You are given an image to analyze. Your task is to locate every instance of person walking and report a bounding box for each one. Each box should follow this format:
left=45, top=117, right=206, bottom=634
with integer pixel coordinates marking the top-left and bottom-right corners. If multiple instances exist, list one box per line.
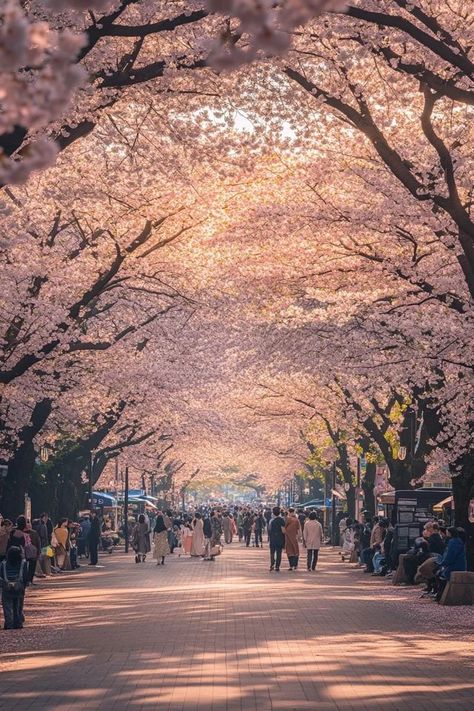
left=88, top=511, right=101, bottom=566
left=203, top=514, right=213, bottom=560
left=77, top=516, right=90, bottom=558
left=206, top=510, right=223, bottom=561
left=53, top=519, right=70, bottom=570
left=25, top=521, right=40, bottom=583
left=1, top=546, right=29, bottom=629
left=242, top=510, right=254, bottom=547
left=210, top=510, right=223, bottom=547
left=153, top=515, right=170, bottom=566
left=303, top=512, right=324, bottom=571
left=268, top=507, right=285, bottom=572
left=132, top=514, right=151, bottom=563
left=190, top=513, right=205, bottom=557
left=263, top=508, right=272, bottom=541
left=254, top=511, right=266, bottom=548
left=284, top=508, right=300, bottom=571
left=40, top=513, right=53, bottom=545
left=222, top=512, right=233, bottom=544
left=68, top=523, right=81, bottom=570
left=237, top=508, right=245, bottom=543
left=179, top=521, right=193, bottom=556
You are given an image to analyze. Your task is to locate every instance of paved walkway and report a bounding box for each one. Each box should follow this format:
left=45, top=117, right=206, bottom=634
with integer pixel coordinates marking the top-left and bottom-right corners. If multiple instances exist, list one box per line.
left=1, top=544, right=473, bottom=710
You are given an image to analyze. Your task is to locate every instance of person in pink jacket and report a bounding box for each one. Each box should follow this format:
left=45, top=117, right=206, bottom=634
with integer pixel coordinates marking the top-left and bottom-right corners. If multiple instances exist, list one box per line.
left=303, top=512, right=324, bottom=571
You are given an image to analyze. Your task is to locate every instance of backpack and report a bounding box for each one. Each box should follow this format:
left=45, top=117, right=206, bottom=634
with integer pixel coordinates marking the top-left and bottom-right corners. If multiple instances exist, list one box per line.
left=24, top=532, right=38, bottom=561
left=1, top=560, right=27, bottom=596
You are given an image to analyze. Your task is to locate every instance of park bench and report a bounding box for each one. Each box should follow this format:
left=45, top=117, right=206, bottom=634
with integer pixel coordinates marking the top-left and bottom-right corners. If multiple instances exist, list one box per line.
left=349, top=548, right=358, bottom=564
left=439, top=571, right=474, bottom=606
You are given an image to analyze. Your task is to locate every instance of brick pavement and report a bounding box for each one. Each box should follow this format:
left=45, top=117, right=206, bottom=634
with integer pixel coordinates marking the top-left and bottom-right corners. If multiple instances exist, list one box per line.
left=0, top=544, right=473, bottom=711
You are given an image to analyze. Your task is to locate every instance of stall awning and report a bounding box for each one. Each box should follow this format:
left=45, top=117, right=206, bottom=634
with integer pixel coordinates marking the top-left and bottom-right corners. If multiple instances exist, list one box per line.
left=92, top=491, right=117, bottom=506
left=136, top=497, right=159, bottom=510
left=433, top=495, right=453, bottom=511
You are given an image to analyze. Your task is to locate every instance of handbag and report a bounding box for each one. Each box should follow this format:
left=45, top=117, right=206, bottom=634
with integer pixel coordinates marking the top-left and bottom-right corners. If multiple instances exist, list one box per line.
left=24, top=532, right=38, bottom=560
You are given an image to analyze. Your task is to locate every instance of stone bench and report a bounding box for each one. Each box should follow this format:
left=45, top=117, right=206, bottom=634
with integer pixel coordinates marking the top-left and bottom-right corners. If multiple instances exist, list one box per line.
left=392, top=553, right=410, bottom=585
left=439, top=571, right=474, bottom=606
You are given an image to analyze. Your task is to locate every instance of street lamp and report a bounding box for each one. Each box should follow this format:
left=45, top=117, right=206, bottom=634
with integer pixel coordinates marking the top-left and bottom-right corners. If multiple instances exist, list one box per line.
left=331, top=462, right=337, bottom=545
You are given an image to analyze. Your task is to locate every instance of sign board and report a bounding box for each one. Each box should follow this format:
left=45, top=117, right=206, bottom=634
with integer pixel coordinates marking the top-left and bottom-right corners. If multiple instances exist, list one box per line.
left=374, top=465, right=393, bottom=495
left=0, top=465, right=8, bottom=479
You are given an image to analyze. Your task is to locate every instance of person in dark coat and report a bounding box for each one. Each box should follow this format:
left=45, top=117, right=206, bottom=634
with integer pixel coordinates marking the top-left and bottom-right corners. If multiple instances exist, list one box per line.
left=25, top=521, right=40, bottom=584
left=132, top=514, right=151, bottom=563
left=36, top=515, right=50, bottom=549
left=88, top=511, right=101, bottom=566
left=254, top=512, right=266, bottom=548
left=41, top=514, right=53, bottom=544
left=7, top=516, right=27, bottom=554
left=426, top=523, right=445, bottom=555
left=1, top=546, right=29, bottom=629
left=242, top=510, right=254, bottom=547
left=403, top=538, right=431, bottom=584
left=435, top=527, right=467, bottom=601
left=268, top=507, right=285, bottom=572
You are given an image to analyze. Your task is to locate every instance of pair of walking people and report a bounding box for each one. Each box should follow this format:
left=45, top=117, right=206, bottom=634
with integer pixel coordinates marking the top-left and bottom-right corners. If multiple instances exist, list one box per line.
left=131, top=514, right=170, bottom=565
left=268, top=508, right=323, bottom=572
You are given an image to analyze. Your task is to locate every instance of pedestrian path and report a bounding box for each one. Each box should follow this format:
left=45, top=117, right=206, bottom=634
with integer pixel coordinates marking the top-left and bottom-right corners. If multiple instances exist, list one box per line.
left=1, top=545, right=473, bottom=710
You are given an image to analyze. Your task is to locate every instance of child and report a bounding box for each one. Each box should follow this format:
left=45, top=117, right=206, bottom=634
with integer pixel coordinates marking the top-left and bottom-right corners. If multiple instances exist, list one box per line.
left=1, top=546, right=29, bottom=629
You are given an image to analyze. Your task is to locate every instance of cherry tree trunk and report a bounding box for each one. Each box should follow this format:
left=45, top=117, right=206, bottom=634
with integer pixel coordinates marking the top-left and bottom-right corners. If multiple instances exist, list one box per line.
left=386, top=458, right=413, bottom=491
left=362, top=462, right=376, bottom=516
left=0, top=399, right=52, bottom=520
left=452, top=454, right=474, bottom=572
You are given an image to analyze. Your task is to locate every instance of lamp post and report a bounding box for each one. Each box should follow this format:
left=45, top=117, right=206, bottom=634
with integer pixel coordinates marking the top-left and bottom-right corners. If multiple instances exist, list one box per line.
left=88, top=451, right=94, bottom=510
left=124, top=466, right=129, bottom=553
left=356, top=456, right=361, bottom=522
left=331, top=462, right=337, bottom=545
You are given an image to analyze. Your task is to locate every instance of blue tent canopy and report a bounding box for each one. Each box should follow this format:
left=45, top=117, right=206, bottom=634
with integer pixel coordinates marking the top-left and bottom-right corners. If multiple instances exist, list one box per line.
left=92, top=491, right=117, bottom=507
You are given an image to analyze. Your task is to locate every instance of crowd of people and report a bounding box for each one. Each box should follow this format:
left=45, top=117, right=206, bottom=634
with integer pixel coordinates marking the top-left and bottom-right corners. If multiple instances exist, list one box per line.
left=1, top=502, right=468, bottom=630
left=129, top=505, right=324, bottom=572
left=338, top=513, right=468, bottom=602
left=0, top=511, right=114, bottom=629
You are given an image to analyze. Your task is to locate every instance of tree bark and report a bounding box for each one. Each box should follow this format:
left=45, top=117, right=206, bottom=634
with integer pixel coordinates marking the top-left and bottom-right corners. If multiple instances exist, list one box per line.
left=362, top=462, right=376, bottom=515
left=452, top=453, right=474, bottom=571
left=0, top=399, right=52, bottom=519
